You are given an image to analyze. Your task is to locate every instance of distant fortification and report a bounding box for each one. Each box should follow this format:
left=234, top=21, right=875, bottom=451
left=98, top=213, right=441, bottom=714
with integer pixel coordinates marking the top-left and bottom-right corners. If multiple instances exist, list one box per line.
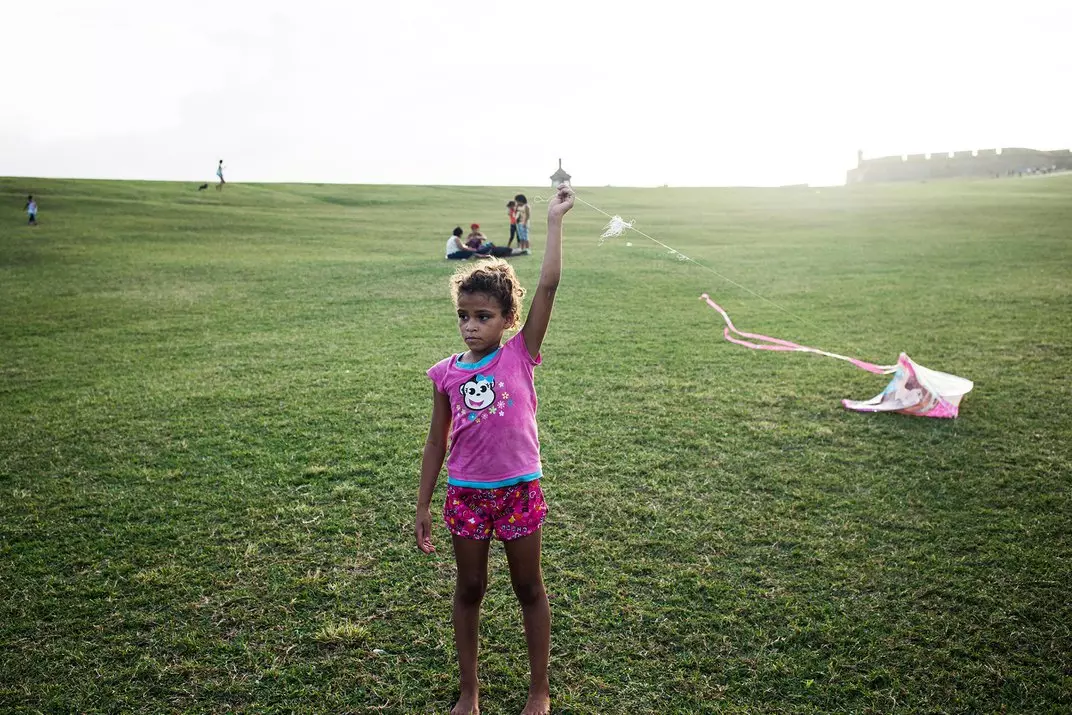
left=847, top=148, right=1072, bottom=184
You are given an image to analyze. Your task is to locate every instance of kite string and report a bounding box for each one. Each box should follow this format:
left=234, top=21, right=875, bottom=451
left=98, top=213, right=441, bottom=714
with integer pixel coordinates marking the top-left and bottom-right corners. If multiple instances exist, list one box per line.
left=569, top=194, right=852, bottom=345
left=546, top=191, right=886, bottom=365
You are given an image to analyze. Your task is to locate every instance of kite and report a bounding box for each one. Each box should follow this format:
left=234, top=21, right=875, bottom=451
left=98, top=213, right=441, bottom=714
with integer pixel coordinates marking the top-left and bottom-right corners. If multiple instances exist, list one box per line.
left=701, top=294, right=973, bottom=418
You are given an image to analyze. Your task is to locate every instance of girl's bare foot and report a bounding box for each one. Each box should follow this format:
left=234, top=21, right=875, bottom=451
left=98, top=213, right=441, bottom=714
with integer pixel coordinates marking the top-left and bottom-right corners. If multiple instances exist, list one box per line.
left=451, top=690, right=479, bottom=715
left=520, top=689, right=550, bottom=715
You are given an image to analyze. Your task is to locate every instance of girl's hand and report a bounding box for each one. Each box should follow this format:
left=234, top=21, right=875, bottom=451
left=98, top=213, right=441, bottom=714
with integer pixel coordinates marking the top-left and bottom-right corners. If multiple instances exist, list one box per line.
left=415, top=507, right=436, bottom=554
left=547, top=182, right=574, bottom=220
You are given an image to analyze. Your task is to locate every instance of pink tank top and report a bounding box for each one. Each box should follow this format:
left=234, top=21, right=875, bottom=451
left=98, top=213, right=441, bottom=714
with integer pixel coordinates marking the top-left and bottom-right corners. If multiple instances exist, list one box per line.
left=427, top=332, right=542, bottom=488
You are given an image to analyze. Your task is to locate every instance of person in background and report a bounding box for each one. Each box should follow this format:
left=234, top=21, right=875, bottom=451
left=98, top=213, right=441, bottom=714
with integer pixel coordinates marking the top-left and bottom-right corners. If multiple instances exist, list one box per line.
left=466, top=223, right=488, bottom=250
left=514, top=194, right=531, bottom=251
left=447, top=227, right=490, bottom=260
left=506, top=200, right=518, bottom=247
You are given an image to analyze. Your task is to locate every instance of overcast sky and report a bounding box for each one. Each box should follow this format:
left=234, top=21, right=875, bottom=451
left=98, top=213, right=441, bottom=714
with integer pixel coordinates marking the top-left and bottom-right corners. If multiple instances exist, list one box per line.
left=2, top=0, right=1069, bottom=187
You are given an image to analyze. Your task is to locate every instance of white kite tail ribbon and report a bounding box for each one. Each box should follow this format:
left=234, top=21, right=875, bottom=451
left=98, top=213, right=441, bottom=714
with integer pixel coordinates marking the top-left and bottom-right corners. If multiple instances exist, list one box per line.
left=700, top=293, right=897, bottom=375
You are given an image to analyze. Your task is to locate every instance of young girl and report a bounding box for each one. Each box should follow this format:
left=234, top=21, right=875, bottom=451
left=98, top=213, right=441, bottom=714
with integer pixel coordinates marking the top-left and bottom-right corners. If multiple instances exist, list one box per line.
left=417, top=184, right=573, bottom=715
left=514, top=194, right=531, bottom=252
left=506, top=200, right=518, bottom=247
left=465, top=223, right=488, bottom=250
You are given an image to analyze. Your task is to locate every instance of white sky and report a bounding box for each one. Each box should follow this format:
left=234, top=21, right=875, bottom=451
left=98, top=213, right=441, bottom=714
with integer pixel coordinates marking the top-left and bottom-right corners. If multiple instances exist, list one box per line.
left=2, top=0, right=1069, bottom=187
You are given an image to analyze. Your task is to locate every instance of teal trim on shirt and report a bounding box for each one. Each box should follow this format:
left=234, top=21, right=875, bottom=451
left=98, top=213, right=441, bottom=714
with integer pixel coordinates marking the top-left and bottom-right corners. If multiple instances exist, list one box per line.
left=455, top=348, right=500, bottom=370
left=447, top=471, right=542, bottom=489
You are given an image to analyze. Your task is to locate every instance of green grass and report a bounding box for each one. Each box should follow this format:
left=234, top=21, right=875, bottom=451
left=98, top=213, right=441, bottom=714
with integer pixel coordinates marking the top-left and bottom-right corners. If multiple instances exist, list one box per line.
left=1, top=175, right=1070, bottom=713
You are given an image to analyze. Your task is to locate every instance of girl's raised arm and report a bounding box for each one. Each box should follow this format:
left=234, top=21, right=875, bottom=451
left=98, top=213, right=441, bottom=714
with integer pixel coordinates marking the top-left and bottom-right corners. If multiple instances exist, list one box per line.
left=521, top=184, right=574, bottom=360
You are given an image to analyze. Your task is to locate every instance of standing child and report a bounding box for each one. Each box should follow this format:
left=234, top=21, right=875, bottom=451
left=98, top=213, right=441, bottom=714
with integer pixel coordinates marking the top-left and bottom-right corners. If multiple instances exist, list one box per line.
left=506, top=200, right=518, bottom=247
left=514, top=194, right=531, bottom=251
left=216, top=160, right=225, bottom=190
left=416, top=184, right=574, bottom=715
left=25, top=195, right=38, bottom=226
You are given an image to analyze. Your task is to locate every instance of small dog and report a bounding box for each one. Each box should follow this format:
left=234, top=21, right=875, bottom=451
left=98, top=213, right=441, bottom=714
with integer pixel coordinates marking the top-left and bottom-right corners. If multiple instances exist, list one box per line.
left=197, top=183, right=209, bottom=191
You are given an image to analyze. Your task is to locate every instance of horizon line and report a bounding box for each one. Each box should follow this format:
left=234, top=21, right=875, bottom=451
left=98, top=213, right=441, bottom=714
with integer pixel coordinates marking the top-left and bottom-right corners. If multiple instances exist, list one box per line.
left=0, top=175, right=847, bottom=190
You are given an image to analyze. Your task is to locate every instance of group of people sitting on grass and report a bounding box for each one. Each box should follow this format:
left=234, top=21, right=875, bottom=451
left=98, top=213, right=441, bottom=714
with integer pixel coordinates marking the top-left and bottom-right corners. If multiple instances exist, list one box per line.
left=444, top=194, right=532, bottom=260
left=445, top=224, right=530, bottom=260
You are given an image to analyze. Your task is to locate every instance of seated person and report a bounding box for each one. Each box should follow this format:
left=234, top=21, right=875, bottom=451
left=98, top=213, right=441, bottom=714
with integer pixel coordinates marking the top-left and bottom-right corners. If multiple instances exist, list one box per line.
left=445, top=225, right=529, bottom=260
left=487, top=244, right=529, bottom=257
left=446, top=226, right=491, bottom=260
left=466, top=223, right=489, bottom=250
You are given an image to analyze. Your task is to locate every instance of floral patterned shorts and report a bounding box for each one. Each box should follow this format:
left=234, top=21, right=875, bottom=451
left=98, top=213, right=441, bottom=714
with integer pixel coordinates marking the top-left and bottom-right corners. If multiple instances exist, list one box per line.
left=443, top=479, right=548, bottom=541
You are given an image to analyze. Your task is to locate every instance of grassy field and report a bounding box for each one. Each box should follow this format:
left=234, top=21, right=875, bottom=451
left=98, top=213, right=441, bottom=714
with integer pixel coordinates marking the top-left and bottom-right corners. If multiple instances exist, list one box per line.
left=1, top=175, right=1069, bottom=713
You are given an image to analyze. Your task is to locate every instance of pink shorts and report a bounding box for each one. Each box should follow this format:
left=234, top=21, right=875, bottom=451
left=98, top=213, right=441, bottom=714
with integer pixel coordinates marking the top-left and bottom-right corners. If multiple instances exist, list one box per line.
left=444, top=479, right=548, bottom=541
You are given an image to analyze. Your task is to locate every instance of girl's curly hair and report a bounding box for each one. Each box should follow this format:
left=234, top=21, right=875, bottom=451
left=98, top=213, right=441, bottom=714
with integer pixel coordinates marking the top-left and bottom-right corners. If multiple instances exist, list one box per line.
left=450, top=259, right=526, bottom=328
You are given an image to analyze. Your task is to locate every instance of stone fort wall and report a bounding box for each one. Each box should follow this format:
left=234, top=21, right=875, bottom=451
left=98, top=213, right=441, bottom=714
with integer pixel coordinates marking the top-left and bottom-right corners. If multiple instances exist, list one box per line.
left=847, top=148, right=1072, bottom=183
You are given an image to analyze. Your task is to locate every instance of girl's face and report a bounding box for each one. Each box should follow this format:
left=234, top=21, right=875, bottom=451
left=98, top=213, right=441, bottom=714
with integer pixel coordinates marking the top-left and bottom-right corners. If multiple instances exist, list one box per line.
left=456, top=291, right=510, bottom=358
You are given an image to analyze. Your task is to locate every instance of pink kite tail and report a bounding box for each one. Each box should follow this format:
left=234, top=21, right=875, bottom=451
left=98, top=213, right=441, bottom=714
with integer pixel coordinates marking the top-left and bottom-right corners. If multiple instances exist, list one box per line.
left=700, top=294, right=895, bottom=375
